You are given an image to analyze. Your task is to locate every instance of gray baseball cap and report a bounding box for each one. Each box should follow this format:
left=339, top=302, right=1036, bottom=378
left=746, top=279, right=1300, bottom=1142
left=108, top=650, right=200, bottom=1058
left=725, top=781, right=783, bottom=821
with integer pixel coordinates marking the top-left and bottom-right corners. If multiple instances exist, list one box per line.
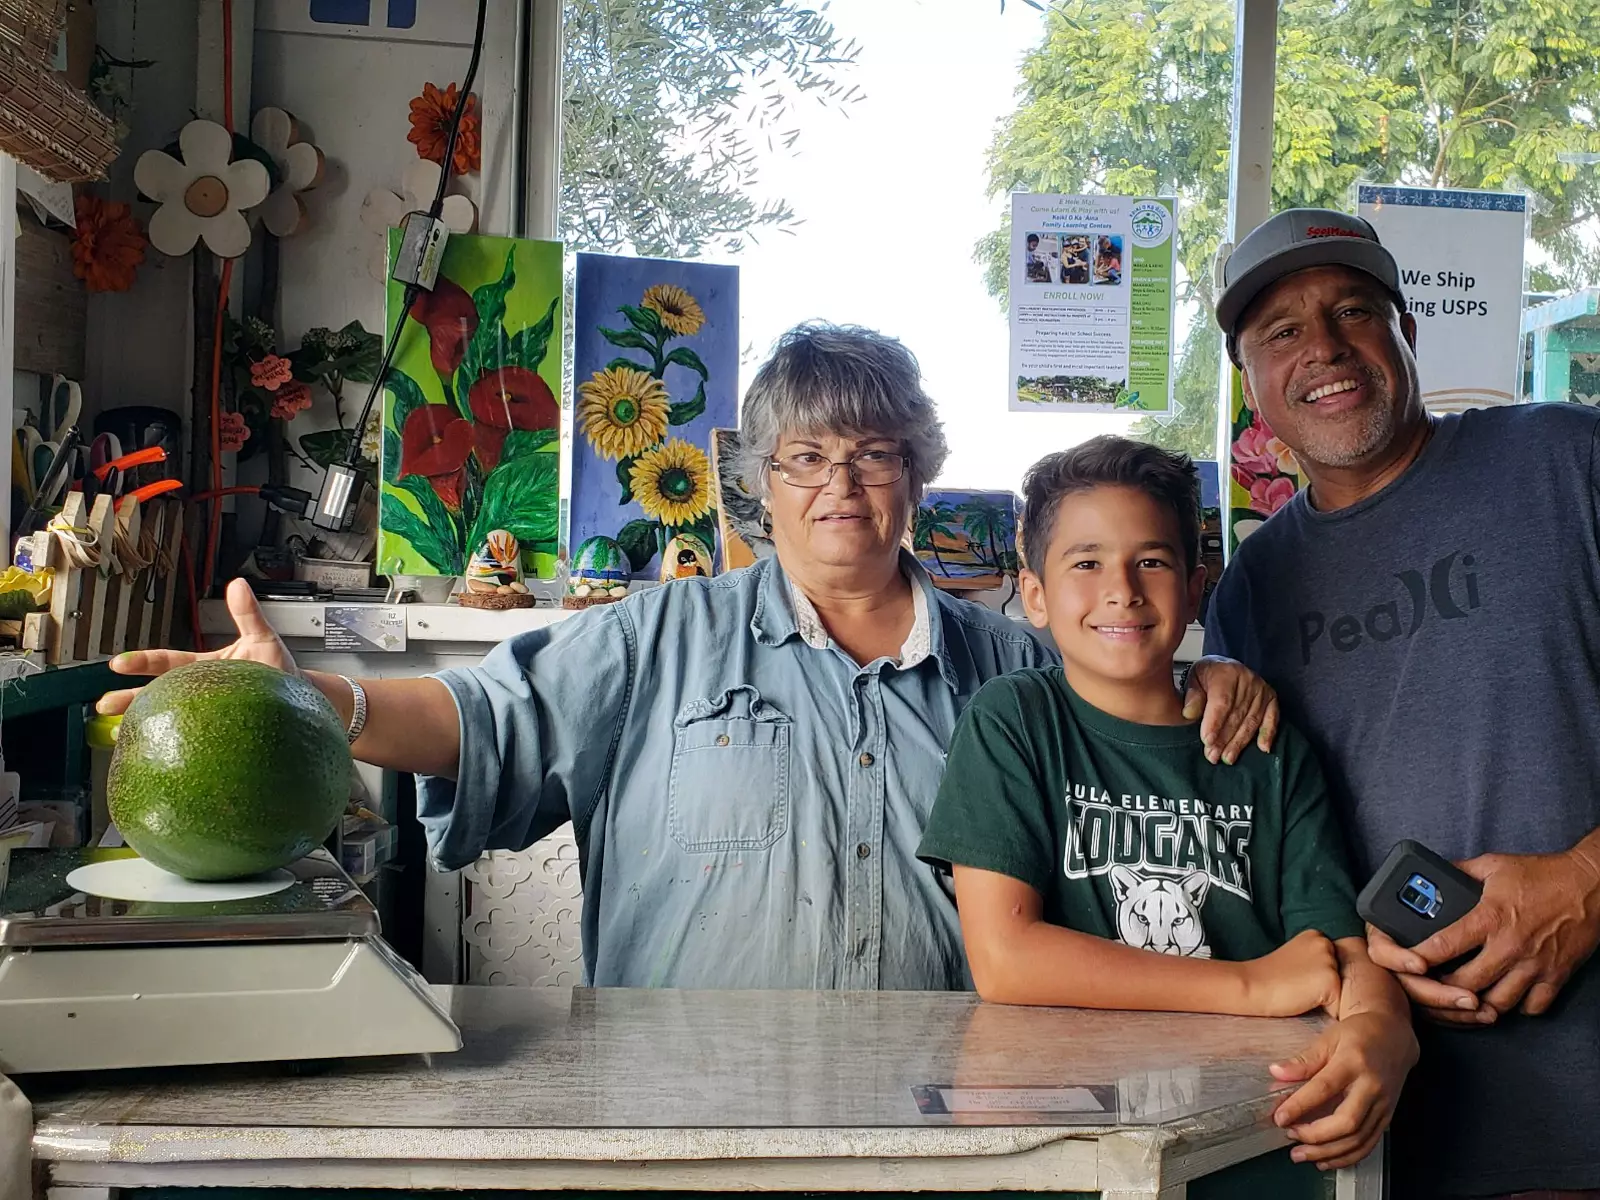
left=1215, top=208, right=1403, bottom=362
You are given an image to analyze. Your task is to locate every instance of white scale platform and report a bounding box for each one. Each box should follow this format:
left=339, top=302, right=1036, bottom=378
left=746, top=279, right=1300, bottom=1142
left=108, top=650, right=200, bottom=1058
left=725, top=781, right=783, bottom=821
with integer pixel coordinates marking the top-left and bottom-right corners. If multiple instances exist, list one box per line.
left=0, top=847, right=461, bottom=1073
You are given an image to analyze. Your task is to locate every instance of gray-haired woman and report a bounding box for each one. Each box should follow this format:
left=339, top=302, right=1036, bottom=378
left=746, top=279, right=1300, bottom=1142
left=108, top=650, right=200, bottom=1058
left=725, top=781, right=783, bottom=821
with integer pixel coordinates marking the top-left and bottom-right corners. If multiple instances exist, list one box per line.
left=101, top=322, right=1276, bottom=989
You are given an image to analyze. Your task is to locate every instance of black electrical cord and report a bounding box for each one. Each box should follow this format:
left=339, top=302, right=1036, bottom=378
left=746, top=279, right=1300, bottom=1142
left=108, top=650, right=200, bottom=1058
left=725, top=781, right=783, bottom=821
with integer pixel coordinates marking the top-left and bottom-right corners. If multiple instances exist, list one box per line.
left=343, top=0, right=490, bottom=469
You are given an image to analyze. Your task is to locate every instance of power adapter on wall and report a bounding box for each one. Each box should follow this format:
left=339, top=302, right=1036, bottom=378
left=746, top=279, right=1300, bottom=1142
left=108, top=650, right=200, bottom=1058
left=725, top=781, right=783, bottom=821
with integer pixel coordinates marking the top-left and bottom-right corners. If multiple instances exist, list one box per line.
left=392, top=212, right=450, bottom=290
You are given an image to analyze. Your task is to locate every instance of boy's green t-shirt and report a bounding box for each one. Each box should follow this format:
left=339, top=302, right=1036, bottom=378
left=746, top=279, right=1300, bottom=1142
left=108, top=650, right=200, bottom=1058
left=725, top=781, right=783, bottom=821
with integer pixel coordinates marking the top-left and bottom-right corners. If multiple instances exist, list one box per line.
left=918, top=667, right=1364, bottom=959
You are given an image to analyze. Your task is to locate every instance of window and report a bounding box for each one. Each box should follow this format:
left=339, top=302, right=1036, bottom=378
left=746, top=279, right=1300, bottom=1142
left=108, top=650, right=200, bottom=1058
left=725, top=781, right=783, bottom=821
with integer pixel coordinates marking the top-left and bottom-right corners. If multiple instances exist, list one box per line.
left=558, top=0, right=1235, bottom=492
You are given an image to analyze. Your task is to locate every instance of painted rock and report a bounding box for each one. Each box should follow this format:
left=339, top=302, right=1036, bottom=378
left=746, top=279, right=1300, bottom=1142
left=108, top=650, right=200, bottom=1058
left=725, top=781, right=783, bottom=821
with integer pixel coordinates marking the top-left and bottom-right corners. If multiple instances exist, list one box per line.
left=565, top=536, right=632, bottom=608
left=660, top=531, right=713, bottom=582
left=466, top=529, right=522, bottom=592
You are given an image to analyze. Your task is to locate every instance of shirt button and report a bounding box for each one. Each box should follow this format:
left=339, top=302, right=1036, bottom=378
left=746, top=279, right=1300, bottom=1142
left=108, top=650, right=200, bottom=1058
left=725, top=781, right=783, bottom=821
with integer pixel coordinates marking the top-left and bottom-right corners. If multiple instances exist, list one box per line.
left=715, top=735, right=729, bottom=747
left=859, top=752, right=875, bottom=767
left=856, top=843, right=871, bottom=859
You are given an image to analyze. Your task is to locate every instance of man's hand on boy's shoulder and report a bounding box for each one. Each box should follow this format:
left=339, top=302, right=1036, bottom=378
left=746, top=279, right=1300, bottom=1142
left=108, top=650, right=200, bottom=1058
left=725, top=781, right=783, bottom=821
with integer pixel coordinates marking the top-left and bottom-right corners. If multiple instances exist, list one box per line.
left=1181, top=656, right=1280, bottom=766
left=1267, top=1010, right=1418, bottom=1171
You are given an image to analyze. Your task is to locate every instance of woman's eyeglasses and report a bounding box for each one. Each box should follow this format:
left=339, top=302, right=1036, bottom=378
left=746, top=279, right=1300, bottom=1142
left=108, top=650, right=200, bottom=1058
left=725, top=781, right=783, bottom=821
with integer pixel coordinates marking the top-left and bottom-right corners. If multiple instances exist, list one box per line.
left=768, top=451, right=909, bottom=488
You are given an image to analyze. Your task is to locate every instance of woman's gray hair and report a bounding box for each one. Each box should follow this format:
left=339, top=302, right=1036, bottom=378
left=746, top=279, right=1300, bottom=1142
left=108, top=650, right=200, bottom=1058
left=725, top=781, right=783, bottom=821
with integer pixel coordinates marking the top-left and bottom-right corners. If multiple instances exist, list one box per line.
left=737, top=322, right=949, bottom=501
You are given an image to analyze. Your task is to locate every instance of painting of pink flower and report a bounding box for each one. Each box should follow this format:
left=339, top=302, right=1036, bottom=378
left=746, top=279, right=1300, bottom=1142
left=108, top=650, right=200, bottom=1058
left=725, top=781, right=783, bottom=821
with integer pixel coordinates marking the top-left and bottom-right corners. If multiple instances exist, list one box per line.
left=1249, top=475, right=1297, bottom=516
left=1232, top=419, right=1280, bottom=476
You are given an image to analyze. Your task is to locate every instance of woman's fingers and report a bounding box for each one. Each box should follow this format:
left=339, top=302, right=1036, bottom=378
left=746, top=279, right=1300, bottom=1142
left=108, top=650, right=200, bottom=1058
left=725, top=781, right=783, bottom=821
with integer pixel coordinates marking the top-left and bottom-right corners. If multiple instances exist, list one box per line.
left=225, top=577, right=277, bottom=640
left=109, top=648, right=197, bottom=678
left=94, top=687, right=143, bottom=716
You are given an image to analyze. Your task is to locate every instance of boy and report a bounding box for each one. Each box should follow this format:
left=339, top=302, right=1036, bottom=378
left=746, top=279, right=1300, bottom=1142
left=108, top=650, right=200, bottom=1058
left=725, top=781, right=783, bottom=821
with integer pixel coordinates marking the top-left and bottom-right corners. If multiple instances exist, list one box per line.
left=917, top=437, right=1416, bottom=1171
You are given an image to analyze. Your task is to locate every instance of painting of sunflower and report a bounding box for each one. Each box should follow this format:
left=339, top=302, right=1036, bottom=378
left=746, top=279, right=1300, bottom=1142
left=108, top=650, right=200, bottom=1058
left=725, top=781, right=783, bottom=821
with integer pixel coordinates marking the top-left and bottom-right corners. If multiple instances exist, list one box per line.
left=570, top=254, right=739, bottom=579
left=642, top=284, right=706, bottom=337
left=630, top=439, right=714, bottom=527
left=577, top=366, right=671, bottom=460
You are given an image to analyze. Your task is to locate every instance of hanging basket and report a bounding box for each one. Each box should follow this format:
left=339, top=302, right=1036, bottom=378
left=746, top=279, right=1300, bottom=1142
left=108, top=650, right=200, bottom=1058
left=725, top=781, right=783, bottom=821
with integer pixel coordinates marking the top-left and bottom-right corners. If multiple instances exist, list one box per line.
left=0, top=0, right=117, bottom=182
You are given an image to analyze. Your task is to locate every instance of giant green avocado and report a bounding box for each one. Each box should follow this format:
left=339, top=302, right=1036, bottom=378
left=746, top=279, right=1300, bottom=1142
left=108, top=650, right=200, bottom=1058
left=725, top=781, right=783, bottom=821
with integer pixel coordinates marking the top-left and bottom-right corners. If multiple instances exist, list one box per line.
left=107, top=660, right=350, bottom=880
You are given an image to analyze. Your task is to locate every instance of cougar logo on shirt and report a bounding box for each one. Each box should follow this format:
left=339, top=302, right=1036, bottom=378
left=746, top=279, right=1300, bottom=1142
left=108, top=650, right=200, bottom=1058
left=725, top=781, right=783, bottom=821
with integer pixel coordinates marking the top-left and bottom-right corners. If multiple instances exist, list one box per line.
left=1111, top=866, right=1213, bottom=958
left=1298, top=550, right=1482, bottom=665
left=1060, top=781, right=1253, bottom=902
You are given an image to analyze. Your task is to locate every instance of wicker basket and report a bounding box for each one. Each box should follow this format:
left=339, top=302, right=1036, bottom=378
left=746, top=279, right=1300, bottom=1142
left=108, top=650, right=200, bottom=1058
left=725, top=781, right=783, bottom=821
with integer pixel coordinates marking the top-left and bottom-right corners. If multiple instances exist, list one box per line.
left=0, top=0, right=117, bottom=182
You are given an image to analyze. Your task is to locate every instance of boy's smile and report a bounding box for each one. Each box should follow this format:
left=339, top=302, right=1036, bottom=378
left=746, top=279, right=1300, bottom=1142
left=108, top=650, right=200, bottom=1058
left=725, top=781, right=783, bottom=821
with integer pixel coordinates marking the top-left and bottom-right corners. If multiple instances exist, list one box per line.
left=1021, top=484, right=1204, bottom=724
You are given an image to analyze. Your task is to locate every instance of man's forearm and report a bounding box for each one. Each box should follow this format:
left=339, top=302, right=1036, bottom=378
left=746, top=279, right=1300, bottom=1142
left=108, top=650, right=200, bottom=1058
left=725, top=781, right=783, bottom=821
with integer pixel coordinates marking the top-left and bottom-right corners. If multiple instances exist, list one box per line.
left=304, top=671, right=462, bottom=778
left=970, top=920, right=1256, bottom=1014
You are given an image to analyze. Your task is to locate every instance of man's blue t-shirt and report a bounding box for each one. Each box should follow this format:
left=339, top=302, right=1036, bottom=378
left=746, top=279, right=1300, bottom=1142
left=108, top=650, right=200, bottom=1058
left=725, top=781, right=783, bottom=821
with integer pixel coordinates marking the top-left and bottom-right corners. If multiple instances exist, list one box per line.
left=1205, top=403, right=1600, bottom=1197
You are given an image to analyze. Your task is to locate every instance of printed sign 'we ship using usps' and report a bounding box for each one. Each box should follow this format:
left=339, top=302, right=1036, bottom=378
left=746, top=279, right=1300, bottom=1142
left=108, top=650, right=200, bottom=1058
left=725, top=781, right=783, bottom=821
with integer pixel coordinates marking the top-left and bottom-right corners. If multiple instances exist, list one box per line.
left=1356, top=185, right=1527, bottom=413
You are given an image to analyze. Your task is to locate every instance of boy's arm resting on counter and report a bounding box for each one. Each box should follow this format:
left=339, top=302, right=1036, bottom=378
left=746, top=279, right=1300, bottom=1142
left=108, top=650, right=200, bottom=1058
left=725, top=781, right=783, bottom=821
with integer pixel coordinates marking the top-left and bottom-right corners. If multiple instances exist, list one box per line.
left=952, top=866, right=1341, bottom=1016
left=1261, top=727, right=1418, bottom=1169
left=1265, top=937, right=1418, bottom=1170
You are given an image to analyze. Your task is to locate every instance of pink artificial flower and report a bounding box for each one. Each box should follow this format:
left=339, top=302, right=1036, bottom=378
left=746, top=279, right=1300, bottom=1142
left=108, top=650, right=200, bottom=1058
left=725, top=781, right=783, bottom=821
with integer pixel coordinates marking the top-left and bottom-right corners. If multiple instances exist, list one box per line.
left=270, top=379, right=313, bottom=421
left=250, top=354, right=294, bottom=392
left=219, top=410, right=250, bottom=453
left=1249, top=474, right=1297, bottom=516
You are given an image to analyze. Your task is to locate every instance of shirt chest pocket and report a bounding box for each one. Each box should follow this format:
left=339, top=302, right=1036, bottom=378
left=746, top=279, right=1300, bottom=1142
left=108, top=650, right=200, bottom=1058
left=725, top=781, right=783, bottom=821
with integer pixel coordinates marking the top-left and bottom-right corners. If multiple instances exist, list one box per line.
left=668, top=686, right=792, bottom=852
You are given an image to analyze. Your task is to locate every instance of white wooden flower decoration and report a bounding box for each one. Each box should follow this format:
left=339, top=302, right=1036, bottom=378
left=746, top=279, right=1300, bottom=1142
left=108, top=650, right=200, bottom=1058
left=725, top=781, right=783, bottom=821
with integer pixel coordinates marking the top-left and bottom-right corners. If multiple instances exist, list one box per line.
left=134, top=119, right=270, bottom=258
left=250, top=107, right=325, bottom=237
left=359, top=158, right=475, bottom=281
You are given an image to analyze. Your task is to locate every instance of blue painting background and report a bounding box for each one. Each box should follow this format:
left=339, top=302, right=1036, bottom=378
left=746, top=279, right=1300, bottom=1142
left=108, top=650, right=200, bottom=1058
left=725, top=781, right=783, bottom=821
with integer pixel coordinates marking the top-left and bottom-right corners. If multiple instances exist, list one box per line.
left=570, top=254, right=739, bottom=576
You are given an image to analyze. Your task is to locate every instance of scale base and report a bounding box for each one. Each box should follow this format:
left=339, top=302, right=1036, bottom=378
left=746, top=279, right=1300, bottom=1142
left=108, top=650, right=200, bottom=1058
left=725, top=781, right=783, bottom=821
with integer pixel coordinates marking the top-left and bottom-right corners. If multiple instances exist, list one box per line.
left=0, top=937, right=462, bottom=1073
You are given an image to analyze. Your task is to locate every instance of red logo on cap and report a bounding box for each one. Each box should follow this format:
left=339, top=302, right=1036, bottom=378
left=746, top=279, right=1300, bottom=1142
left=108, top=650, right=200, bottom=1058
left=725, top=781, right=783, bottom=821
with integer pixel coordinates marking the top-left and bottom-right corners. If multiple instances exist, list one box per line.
left=1305, top=225, right=1364, bottom=239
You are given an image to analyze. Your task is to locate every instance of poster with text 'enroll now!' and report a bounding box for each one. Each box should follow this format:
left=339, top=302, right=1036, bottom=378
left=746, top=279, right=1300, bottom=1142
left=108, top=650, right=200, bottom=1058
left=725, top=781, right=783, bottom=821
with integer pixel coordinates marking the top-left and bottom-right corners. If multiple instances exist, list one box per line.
left=1009, top=194, right=1176, bottom=416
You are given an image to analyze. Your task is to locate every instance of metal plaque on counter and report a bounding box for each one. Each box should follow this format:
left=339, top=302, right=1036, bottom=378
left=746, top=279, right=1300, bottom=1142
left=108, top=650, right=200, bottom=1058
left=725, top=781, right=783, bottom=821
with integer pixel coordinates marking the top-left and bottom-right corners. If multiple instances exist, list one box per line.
left=323, top=606, right=406, bottom=653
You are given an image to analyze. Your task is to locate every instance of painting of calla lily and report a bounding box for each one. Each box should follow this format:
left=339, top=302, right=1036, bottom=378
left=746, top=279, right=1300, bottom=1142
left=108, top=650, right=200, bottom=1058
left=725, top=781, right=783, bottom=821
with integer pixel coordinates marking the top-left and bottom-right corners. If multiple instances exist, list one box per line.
left=378, top=233, right=563, bottom=578
left=570, top=253, right=739, bottom=578
left=410, top=277, right=478, bottom=378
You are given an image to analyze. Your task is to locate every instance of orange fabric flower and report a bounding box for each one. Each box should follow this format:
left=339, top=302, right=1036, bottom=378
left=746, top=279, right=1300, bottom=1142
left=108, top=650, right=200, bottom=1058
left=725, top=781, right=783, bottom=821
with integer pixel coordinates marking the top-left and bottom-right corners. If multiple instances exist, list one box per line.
left=72, top=195, right=147, bottom=293
left=408, top=82, right=481, bottom=175
left=250, top=354, right=293, bottom=391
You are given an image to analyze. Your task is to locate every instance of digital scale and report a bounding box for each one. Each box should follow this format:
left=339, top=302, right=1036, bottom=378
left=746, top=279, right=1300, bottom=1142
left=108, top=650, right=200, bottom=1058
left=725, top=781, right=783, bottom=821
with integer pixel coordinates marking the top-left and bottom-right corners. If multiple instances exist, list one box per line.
left=0, top=846, right=462, bottom=1073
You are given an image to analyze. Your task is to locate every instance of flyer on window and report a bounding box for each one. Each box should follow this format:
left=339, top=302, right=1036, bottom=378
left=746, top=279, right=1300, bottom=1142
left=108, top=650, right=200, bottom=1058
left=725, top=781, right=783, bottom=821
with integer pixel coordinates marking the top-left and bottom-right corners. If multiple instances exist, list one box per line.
left=1008, top=194, right=1176, bottom=415
left=1356, top=184, right=1526, bottom=412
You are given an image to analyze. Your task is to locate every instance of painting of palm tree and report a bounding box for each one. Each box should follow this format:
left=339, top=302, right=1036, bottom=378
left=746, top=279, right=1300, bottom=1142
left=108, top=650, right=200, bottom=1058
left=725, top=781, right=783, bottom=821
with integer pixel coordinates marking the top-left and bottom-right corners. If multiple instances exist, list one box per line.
left=912, top=500, right=958, bottom=574
left=913, top=490, right=1018, bottom=590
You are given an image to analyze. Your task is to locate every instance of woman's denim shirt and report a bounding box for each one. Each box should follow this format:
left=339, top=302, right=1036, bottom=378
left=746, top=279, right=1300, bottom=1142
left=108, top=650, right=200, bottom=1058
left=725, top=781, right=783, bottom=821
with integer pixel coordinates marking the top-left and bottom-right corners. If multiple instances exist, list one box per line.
left=419, top=552, right=1053, bottom=989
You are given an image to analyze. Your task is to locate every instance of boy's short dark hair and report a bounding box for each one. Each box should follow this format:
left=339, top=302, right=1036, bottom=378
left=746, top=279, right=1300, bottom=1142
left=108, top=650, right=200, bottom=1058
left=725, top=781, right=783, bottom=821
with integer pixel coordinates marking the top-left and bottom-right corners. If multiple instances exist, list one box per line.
left=1020, top=436, right=1200, bottom=574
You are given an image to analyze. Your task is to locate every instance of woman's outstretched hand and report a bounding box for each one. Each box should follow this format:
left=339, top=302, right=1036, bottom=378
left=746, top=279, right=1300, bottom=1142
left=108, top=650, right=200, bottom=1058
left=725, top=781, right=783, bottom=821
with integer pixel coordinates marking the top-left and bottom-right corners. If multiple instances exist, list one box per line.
left=96, top=578, right=298, bottom=716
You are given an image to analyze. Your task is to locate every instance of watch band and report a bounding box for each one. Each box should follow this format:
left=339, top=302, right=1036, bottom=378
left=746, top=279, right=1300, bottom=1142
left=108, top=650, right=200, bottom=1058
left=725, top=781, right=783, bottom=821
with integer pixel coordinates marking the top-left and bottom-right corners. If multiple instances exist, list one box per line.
left=339, top=675, right=368, bottom=745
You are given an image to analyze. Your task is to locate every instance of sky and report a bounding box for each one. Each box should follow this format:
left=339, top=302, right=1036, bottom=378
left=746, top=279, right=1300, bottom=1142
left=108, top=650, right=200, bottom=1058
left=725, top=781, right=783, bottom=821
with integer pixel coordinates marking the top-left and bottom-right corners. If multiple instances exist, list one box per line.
left=714, top=0, right=1137, bottom=492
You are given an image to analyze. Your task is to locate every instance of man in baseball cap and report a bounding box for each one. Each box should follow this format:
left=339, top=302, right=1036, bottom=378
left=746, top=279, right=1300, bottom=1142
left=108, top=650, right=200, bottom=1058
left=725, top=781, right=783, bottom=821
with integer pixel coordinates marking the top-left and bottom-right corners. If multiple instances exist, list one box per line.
left=1215, top=208, right=1406, bottom=367
left=1204, top=209, right=1600, bottom=1199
